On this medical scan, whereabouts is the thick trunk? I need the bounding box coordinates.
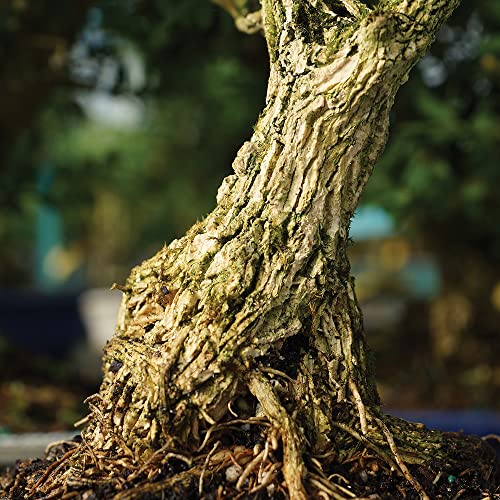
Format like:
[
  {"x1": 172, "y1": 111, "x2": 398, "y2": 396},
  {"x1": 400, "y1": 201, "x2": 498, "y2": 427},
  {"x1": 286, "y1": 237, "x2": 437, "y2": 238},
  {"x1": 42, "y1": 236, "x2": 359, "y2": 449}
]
[{"x1": 4, "y1": 1, "x2": 497, "y2": 499}]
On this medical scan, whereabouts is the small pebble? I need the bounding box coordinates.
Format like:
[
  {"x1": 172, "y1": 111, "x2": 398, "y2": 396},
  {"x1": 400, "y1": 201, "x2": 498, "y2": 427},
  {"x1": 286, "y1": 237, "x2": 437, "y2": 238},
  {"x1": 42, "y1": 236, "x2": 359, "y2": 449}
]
[{"x1": 225, "y1": 465, "x2": 241, "y2": 483}]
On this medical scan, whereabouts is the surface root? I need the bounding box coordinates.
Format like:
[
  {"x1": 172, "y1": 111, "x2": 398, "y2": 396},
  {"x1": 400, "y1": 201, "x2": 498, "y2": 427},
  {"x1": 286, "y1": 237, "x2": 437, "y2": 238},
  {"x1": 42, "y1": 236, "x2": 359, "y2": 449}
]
[{"x1": 1, "y1": 375, "x2": 498, "y2": 499}]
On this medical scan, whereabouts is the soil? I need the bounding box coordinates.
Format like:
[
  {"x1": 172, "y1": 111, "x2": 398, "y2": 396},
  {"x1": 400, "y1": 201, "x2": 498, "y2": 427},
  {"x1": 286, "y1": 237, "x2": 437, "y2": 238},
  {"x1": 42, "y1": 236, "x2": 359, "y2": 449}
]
[
  {"x1": 2, "y1": 419, "x2": 499, "y2": 499},
  {"x1": 1, "y1": 319, "x2": 498, "y2": 498}
]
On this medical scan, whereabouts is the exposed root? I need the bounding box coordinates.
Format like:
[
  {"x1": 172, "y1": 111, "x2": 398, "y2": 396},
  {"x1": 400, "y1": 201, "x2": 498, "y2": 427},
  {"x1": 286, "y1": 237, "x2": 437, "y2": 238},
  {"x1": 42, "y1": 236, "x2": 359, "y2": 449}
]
[
  {"x1": 248, "y1": 370, "x2": 308, "y2": 500},
  {"x1": 235, "y1": 448, "x2": 265, "y2": 490},
  {"x1": 199, "y1": 441, "x2": 221, "y2": 496},
  {"x1": 2, "y1": 410, "x2": 498, "y2": 499},
  {"x1": 332, "y1": 421, "x2": 400, "y2": 471},
  {"x1": 27, "y1": 448, "x2": 77, "y2": 496},
  {"x1": 1, "y1": 370, "x2": 498, "y2": 499},
  {"x1": 197, "y1": 416, "x2": 270, "y2": 453},
  {"x1": 308, "y1": 457, "x2": 356, "y2": 499},
  {"x1": 349, "y1": 378, "x2": 368, "y2": 435},
  {"x1": 373, "y1": 415, "x2": 429, "y2": 500},
  {"x1": 248, "y1": 462, "x2": 281, "y2": 494},
  {"x1": 127, "y1": 446, "x2": 192, "y2": 483}
]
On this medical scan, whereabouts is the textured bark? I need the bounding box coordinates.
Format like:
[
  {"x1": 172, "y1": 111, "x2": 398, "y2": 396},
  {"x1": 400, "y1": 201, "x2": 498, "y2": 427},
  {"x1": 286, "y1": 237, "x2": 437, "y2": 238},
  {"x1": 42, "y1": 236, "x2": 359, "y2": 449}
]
[
  {"x1": 4, "y1": 1, "x2": 498, "y2": 499},
  {"x1": 86, "y1": 0, "x2": 456, "y2": 458}
]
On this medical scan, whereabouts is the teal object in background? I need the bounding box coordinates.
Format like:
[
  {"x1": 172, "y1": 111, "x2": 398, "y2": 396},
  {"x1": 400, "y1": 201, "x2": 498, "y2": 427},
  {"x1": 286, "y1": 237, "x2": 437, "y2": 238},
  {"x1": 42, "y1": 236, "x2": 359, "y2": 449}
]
[
  {"x1": 350, "y1": 206, "x2": 395, "y2": 241},
  {"x1": 350, "y1": 205, "x2": 442, "y2": 299},
  {"x1": 401, "y1": 257, "x2": 442, "y2": 299},
  {"x1": 35, "y1": 165, "x2": 63, "y2": 292}
]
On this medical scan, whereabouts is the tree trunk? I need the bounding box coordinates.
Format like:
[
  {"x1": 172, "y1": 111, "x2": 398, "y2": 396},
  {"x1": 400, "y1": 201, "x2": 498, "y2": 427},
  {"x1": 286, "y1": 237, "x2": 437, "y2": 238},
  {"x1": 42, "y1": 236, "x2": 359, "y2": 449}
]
[{"x1": 4, "y1": 1, "x2": 497, "y2": 499}]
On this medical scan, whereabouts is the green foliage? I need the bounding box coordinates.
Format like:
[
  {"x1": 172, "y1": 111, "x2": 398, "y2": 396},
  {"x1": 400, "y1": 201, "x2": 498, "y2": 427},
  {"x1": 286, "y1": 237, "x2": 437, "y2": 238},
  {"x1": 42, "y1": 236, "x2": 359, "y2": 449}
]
[
  {"x1": 363, "y1": 0, "x2": 500, "y2": 253},
  {"x1": 0, "y1": 1, "x2": 268, "y2": 287},
  {"x1": 2, "y1": 0, "x2": 499, "y2": 290}
]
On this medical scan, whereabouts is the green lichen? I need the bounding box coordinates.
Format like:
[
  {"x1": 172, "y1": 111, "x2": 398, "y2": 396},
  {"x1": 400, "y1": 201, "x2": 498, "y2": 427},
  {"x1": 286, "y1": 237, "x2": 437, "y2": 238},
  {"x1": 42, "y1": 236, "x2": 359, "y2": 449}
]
[{"x1": 261, "y1": 0, "x2": 284, "y2": 62}]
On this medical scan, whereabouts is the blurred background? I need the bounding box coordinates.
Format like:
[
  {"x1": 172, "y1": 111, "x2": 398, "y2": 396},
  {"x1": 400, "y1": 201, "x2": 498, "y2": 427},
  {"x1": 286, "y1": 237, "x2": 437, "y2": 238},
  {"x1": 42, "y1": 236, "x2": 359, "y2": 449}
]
[{"x1": 0, "y1": 0, "x2": 498, "y2": 436}]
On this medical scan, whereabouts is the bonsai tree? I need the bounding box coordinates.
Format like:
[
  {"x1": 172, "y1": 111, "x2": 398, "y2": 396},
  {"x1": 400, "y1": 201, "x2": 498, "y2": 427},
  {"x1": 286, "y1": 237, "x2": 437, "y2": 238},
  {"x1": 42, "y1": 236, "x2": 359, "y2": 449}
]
[{"x1": 4, "y1": 0, "x2": 497, "y2": 498}]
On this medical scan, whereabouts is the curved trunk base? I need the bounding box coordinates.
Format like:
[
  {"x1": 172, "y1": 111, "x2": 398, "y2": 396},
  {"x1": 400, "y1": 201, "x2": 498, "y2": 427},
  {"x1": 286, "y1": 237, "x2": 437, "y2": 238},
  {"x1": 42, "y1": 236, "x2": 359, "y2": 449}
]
[{"x1": 3, "y1": 390, "x2": 497, "y2": 499}]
